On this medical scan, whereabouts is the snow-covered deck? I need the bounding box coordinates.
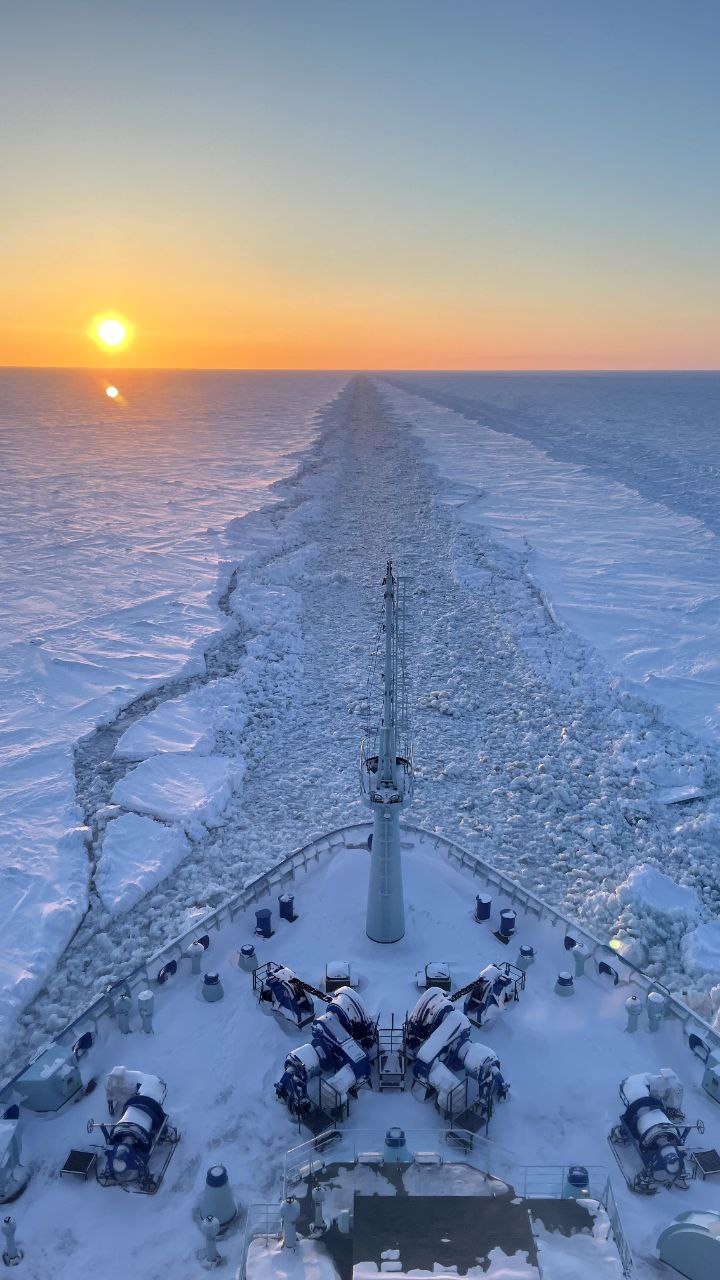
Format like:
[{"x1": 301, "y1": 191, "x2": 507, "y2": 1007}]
[{"x1": 5, "y1": 828, "x2": 720, "y2": 1279}]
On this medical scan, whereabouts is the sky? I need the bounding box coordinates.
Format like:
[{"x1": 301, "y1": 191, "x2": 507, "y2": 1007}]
[{"x1": 1, "y1": 0, "x2": 719, "y2": 370}]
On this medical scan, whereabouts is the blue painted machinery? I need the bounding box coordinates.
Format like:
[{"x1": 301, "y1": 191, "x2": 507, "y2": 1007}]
[
  {"x1": 405, "y1": 988, "x2": 457, "y2": 1057},
  {"x1": 275, "y1": 988, "x2": 375, "y2": 1121},
  {"x1": 609, "y1": 1070, "x2": 704, "y2": 1194},
  {"x1": 460, "y1": 962, "x2": 524, "y2": 1028},
  {"x1": 88, "y1": 1070, "x2": 180, "y2": 1194},
  {"x1": 327, "y1": 987, "x2": 377, "y2": 1051},
  {"x1": 254, "y1": 961, "x2": 316, "y2": 1028},
  {"x1": 405, "y1": 988, "x2": 508, "y2": 1130}
]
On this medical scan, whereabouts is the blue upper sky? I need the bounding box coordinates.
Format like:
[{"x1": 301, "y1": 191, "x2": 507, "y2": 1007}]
[{"x1": 2, "y1": 1, "x2": 719, "y2": 368}]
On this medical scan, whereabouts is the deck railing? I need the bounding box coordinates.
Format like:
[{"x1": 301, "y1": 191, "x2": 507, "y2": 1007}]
[
  {"x1": 403, "y1": 821, "x2": 720, "y2": 1060},
  {"x1": 236, "y1": 1202, "x2": 283, "y2": 1280},
  {"x1": 600, "y1": 1175, "x2": 635, "y2": 1276},
  {"x1": 283, "y1": 1127, "x2": 632, "y2": 1274},
  {"x1": 2, "y1": 819, "x2": 717, "y2": 1102}
]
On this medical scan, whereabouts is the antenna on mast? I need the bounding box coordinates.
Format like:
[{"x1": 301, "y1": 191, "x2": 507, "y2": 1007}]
[{"x1": 360, "y1": 560, "x2": 414, "y2": 943}]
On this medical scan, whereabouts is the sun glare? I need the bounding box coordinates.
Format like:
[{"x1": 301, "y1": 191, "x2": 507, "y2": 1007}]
[
  {"x1": 105, "y1": 385, "x2": 119, "y2": 399},
  {"x1": 89, "y1": 312, "x2": 134, "y2": 353}
]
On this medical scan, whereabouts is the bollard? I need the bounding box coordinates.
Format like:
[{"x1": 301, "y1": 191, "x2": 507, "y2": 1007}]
[
  {"x1": 137, "y1": 989, "x2": 154, "y2": 1035},
  {"x1": 117, "y1": 992, "x2": 132, "y2": 1035},
  {"x1": 625, "y1": 993, "x2": 643, "y2": 1033},
  {"x1": 200, "y1": 1215, "x2": 222, "y2": 1266},
  {"x1": 239, "y1": 944, "x2": 258, "y2": 973},
  {"x1": 202, "y1": 973, "x2": 224, "y2": 1003},
  {"x1": 499, "y1": 909, "x2": 516, "y2": 940},
  {"x1": 647, "y1": 990, "x2": 666, "y2": 1032},
  {"x1": 311, "y1": 1185, "x2": 326, "y2": 1233},
  {"x1": 554, "y1": 971, "x2": 574, "y2": 998},
  {"x1": 517, "y1": 944, "x2": 535, "y2": 973},
  {"x1": 280, "y1": 1197, "x2": 300, "y2": 1250},
  {"x1": 187, "y1": 941, "x2": 204, "y2": 975},
  {"x1": 105, "y1": 984, "x2": 117, "y2": 1020},
  {"x1": 383, "y1": 1127, "x2": 412, "y2": 1164},
  {"x1": 563, "y1": 1166, "x2": 590, "y2": 1199},
  {"x1": 573, "y1": 943, "x2": 589, "y2": 979},
  {"x1": 278, "y1": 894, "x2": 297, "y2": 923},
  {"x1": 201, "y1": 1165, "x2": 237, "y2": 1230},
  {"x1": 255, "y1": 909, "x2": 273, "y2": 939},
  {"x1": 474, "y1": 894, "x2": 492, "y2": 923},
  {"x1": 2, "y1": 1217, "x2": 22, "y2": 1267}
]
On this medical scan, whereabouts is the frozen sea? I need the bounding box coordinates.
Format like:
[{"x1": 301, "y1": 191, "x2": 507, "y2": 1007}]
[
  {"x1": 0, "y1": 370, "x2": 346, "y2": 1056},
  {"x1": 1, "y1": 369, "x2": 720, "y2": 1068}
]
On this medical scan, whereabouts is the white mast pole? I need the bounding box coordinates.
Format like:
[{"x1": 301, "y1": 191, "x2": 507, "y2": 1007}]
[
  {"x1": 365, "y1": 560, "x2": 407, "y2": 944},
  {"x1": 380, "y1": 565, "x2": 396, "y2": 786}
]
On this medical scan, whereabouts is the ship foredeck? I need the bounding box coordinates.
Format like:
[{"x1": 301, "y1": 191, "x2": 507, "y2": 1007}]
[{"x1": 5, "y1": 827, "x2": 720, "y2": 1279}]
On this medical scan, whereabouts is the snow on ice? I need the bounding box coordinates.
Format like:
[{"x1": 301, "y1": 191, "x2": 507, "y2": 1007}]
[
  {"x1": 2, "y1": 372, "x2": 720, "y2": 1069},
  {"x1": 0, "y1": 370, "x2": 345, "y2": 1060},
  {"x1": 616, "y1": 865, "x2": 700, "y2": 920},
  {"x1": 112, "y1": 753, "x2": 238, "y2": 832},
  {"x1": 681, "y1": 921, "x2": 720, "y2": 978},
  {"x1": 113, "y1": 691, "x2": 213, "y2": 759},
  {"x1": 379, "y1": 379, "x2": 720, "y2": 746},
  {"x1": 95, "y1": 812, "x2": 191, "y2": 914}
]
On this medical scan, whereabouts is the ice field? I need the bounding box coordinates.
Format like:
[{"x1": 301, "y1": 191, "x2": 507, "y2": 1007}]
[
  {"x1": 1, "y1": 370, "x2": 720, "y2": 1069},
  {"x1": 385, "y1": 373, "x2": 720, "y2": 746},
  {"x1": 0, "y1": 370, "x2": 346, "y2": 1058}
]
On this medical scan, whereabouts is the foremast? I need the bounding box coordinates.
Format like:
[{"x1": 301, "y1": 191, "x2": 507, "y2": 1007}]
[{"x1": 361, "y1": 561, "x2": 413, "y2": 943}]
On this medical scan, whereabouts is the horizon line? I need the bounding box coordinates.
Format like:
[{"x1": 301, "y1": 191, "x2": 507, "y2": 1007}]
[{"x1": 1, "y1": 365, "x2": 719, "y2": 375}]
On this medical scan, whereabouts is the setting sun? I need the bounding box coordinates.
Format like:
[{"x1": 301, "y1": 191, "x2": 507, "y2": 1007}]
[{"x1": 89, "y1": 313, "x2": 134, "y2": 353}]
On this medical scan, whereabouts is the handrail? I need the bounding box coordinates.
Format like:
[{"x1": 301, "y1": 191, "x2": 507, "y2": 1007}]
[
  {"x1": 237, "y1": 1202, "x2": 283, "y2": 1279},
  {"x1": 3, "y1": 819, "x2": 717, "y2": 1099},
  {"x1": 283, "y1": 1127, "x2": 631, "y2": 1272},
  {"x1": 0, "y1": 820, "x2": 368, "y2": 1094},
  {"x1": 401, "y1": 821, "x2": 720, "y2": 1057},
  {"x1": 601, "y1": 1175, "x2": 634, "y2": 1276}
]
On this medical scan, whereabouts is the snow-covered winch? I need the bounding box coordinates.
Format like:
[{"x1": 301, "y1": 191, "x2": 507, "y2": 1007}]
[
  {"x1": 460, "y1": 962, "x2": 524, "y2": 1027},
  {"x1": 275, "y1": 987, "x2": 375, "y2": 1122},
  {"x1": 406, "y1": 988, "x2": 508, "y2": 1129},
  {"x1": 88, "y1": 1069, "x2": 180, "y2": 1193},
  {"x1": 610, "y1": 1069, "x2": 705, "y2": 1193},
  {"x1": 254, "y1": 962, "x2": 316, "y2": 1028}
]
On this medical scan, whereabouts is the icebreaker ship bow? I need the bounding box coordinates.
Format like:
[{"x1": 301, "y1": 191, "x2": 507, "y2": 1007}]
[{"x1": 3, "y1": 559, "x2": 720, "y2": 1280}]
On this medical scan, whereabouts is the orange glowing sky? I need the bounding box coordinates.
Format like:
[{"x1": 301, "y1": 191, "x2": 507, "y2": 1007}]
[{"x1": 2, "y1": 2, "x2": 719, "y2": 371}]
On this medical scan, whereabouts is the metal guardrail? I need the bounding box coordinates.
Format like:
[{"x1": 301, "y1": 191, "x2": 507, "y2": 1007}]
[
  {"x1": 237, "y1": 1203, "x2": 283, "y2": 1280},
  {"x1": 402, "y1": 821, "x2": 720, "y2": 1059},
  {"x1": 283, "y1": 1127, "x2": 632, "y2": 1275},
  {"x1": 2, "y1": 819, "x2": 717, "y2": 1101},
  {"x1": 0, "y1": 822, "x2": 364, "y2": 1097},
  {"x1": 601, "y1": 1175, "x2": 635, "y2": 1276}
]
